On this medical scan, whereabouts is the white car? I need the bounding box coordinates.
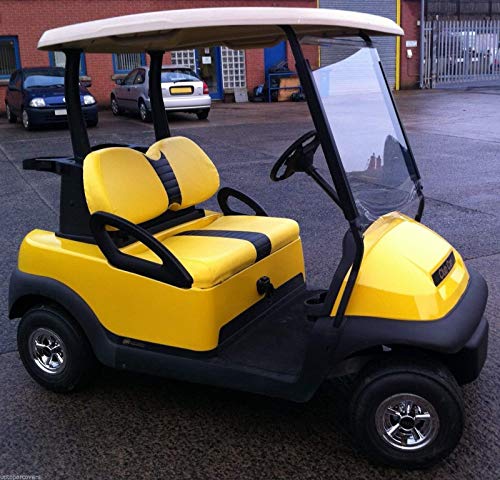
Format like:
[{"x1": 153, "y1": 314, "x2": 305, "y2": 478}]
[{"x1": 111, "y1": 65, "x2": 211, "y2": 121}]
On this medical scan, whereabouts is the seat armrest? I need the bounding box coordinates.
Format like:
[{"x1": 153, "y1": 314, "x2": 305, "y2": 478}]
[
  {"x1": 89, "y1": 211, "x2": 193, "y2": 288},
  {"x1": 217, "y1": 187, "x2": 268, "y2": 217}
]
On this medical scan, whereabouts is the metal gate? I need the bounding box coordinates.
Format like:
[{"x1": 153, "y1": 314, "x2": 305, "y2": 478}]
[{"x1": 423, "y1": 20, "x2": 500, "y2": 87}]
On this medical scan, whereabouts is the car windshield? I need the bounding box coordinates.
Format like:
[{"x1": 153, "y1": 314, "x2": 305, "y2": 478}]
[
  {"x1": 24, "y1": 69, "x2": 65, "y2": 88},
  {"x1": 161, "y1": 68, "x2": 199, "y2": 83},
  {"x1": 306, "y1": 39, "x2": 418, "y2": 226}
]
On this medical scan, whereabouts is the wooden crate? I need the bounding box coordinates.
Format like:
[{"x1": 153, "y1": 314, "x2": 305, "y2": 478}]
[{"x1": 277, "y1": 77, "x2": 301, "y2": 102}]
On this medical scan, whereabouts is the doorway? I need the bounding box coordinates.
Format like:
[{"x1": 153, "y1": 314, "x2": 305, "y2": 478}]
[
  {"x1": 195, "y1": 47, "x2": 223, "y2": 100},
  {"x1": 264, "y1": 41, "x2": 287, "y2": 75}
]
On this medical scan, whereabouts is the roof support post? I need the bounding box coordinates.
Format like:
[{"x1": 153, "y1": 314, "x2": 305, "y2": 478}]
[
  {"x1": 281, "y1": 26, "x2": 365, "y2": 324},
  {"x1": 64, "y1": 49, "x2": 90, "y2": 162},
  {"x1": 148, "y1": 50, "x2": 171, "y2": 140},
  {"x1": 280, "y1": 26, "x2": 358, "y2": 224},
  {"x1": 53, "y1": 49, "x2": 93, "y2": 240}
]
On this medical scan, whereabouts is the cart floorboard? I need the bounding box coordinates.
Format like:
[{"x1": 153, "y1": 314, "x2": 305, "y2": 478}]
[{"x1": 219, "y1": 288, "x2": 319, "y2": 376}]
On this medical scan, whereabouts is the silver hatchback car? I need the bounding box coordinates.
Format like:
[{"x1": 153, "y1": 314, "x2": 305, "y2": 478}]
[{"x1": 110, "y1": 65, "x2": 211, "y2": 121}]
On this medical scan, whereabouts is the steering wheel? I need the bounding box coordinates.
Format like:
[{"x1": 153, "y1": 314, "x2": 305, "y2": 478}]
[{"x1": 270, "y1": 130, "x2": 320, "y2": 182}]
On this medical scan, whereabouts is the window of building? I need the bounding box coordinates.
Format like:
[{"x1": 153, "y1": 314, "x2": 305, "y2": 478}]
[
  {"x1": 171, "y1": 50, "x2": 197, "y2": 70},
  {"x1": 221, "y1": 47, "x2": 246, "y2": 89},
  {"x1": 0, "y1": 36, "x2": 20, "y2": 79},
  {"x1": 48, "y1": 51, "x2": 87, "y2": 75},
  {"x1": 171, "y1": 48, "x2": 246, "y2": 90},
  {"x1": 112, "y1": 53, "x2": 146, "y2": 73}
]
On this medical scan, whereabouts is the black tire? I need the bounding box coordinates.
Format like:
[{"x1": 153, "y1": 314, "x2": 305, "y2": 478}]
[
  {"x1": 139, "y1": 99, "x2": 152, "y2": 122},
  {"x1": 196, "y1": 109, "x2": 210, "y2": 120},
  {"x1": 21, "y1": 109, "x2": 32, "y2": 131},
  {"x1": 350, "y1": 357, "x2": 464, "y2": 469},
  {"x1": 110, "y1": 95, "x2": 121, "y2": 116},
  {"x1": 87, "y1": 118, "x2": 98, "y2": 128},
  {"x1": 17, "y1": 304, "x2": 100, "y2": 393},
  {"x1": 5, "y1": 103, "x2": 17, "y2": 123}
]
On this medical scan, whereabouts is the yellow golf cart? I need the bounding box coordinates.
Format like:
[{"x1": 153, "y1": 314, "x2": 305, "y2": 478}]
[{"x1": 9, "y1": 8, "x2": 488, "y2": 469}]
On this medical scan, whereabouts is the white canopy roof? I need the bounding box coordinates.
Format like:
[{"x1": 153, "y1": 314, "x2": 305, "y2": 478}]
[{"x1": 38, "y1": 7, "x2": 403, "y2": 53}]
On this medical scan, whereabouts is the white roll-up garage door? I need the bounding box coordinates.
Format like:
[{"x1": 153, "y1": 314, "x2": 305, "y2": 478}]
[{"x1": 319, "y1": 0, "x2": 397, "y2": 89}]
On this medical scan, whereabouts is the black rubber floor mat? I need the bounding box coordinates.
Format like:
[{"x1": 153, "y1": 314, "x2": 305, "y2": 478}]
[{"x1": 219, "y1": 290, "x2": 320, "y2": 375}]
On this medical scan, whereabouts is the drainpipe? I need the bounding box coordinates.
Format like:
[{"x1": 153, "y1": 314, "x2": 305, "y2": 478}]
[
  {"x1": 419, "y1": 0, "x2": 426, "y2": 88},
  {"x1": 396, "y1": 0, "x2": 401, "y2": 90}
]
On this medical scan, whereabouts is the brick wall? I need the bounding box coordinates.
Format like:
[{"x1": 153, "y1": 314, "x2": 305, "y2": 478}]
[
  {"x1": 400, "y1": 0, "x2": 422, "y2": 89},
  {"x1": 0, "y1": 0, "x2": 317, "y2": 111},
  {"x1": 247, "y1": 42, "x2": 319, "y2": 89}
]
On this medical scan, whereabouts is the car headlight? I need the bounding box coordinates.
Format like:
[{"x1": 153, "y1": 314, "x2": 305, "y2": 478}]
[
  {"x1": 83, "y1": 95, "x2": 96, "y2": 105},
  {"x1": 29, "y1": 98, "x2": 46, "y2": 108}
]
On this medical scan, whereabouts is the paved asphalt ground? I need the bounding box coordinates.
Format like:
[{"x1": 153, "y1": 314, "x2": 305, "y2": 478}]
[{"x1": 0, "y1": 89, "x2": 498, "y2": 479}]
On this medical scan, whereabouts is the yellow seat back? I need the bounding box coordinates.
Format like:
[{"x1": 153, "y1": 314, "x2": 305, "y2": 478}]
[
  {"x1": 83, "y1": 147, "x2": 169, "y2": 224},
  {"x1": 146, "y1": 136, "x2": 220, "y2": 211}
]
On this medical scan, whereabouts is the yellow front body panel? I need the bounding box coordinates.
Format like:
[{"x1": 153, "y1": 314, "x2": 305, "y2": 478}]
[
  {"x1": 18, "y1": 226, "x2": 305, "y2": 352},
  {"x1": 332, "y1": 212, "x2": 469, "y2": 321}
]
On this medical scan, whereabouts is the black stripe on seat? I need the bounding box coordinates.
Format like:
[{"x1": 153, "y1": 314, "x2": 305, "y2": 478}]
[
  {"x1": 177, "y1": 230, "x2": 272, "y2": 262},
  {"x1": 145, "y1": 152, "x2": 182, "y2": 206}
]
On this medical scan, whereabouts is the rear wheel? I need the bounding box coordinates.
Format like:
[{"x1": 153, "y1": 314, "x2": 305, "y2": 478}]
[
  {"x1": 87, "y1": 118, "x2": 98, "y2": 128},
  {"x1": 350, "y1": 358, "x2": 464, "y2": 469},
  {"x1": 5, "y1": 103, "x2": 17, "y2": 123},
  {"x1": 17, "y1": 305, "x2": 99, "y2": 392},
  {"x1": 110, "y1": 95, "x2": 121, "y2": 116},
  {"x1": 139, "y1": 99, "x2": 151, "y2": 122},
  {"x1": 196, "y1": 109, "x2": 210, "y2": 120}
]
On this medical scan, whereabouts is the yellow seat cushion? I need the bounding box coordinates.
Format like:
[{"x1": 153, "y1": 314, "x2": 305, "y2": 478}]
[
  {"x1": 133, "y1": 215, "x2": 300, "y2": 289},
  {"x1": 146, "y1": 137, "x2": 220, "y2": 211},
  {"x1": 83, "y1": 147, "x2": 169, "y2": 224},
  {"x1": 201, "y1": 215, "x2": 300, "y2": 253}
]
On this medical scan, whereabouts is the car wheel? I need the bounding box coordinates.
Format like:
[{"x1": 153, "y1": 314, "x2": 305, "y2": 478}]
[
  {"x1": 139, "y1": 100, "x2": 151, "y2": 122},
  {"x1": 350, "y1": 357, "x2": 464, "y2": 469},
  {"x1": 110, "y1": 96, "x2": 121, "y2": 116},
  {"x1": 87, "y1": 118, "x2": 99, "y2": 128},
  {"x1": 196, "y1": 109, "x2": 210, "y2": 120},
  {"x1": 21, "y1": 109, "x2": 32, "y2": 130},
  {"x1": 6, "y1": 103, "x2": 17, "y2": 123},
  {"x1": 17, "y1": 304, "x2": 100, "y2": 393}
]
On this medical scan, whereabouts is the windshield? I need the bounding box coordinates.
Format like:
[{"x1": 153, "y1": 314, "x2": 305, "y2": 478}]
[
  {"x1": 24, "y1": 69, "x2": 65, "y2": 88},
  {"x1": 309, "y1": 41, "x2": 418, "y2": 225},
  {"x1": 161, "y1": 68, "x2": 199, "y2": 83}
]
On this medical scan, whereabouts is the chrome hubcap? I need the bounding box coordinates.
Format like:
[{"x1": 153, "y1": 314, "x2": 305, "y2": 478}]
[
  {"x1": 6, "y1": 104, "x2": 11, "y2": 120},
  {"x1": 111, "y1": 99, "x2": 118, "y2": 114},
  {"x1": 28, "y1": 328, "x2": 67, "y2": 375},
  {"x1": 22, "y1": 110, "x2": 29, "y2": 128},
  {"x1": 140, "y1": 103, "x2": 147, "y2": 120},
  {"x1": 375, "y1": 393, "x2": 439, "y2": 451}
]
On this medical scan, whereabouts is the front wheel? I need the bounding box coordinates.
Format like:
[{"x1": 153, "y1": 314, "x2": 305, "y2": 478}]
[
  {"x1": 139, "y1": 100, "x2": 151, "y2": 122},
  {"x1": 110, "y1": 96, "x2": 121, "y2": 116},
  {"x1": 350, "y1": 358, "x2": 464, "y2": 469},
  {"x1": 21, "y1": 109, "x2": 32, "y2": 130},
  {"x1": 17, "y1": 305, "x2": 99, "y2": 392}
]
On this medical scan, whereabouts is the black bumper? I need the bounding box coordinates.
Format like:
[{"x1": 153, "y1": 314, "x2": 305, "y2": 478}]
[
  {"x1": 27, "y1": 105, "x2": 98, "y2": 126},
  {"x1": 443, "y1": 312, "x2": 489, "y2": 384}
]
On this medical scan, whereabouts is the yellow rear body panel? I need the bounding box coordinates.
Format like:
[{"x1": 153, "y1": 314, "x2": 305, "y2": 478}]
[
  {"x1": 332, "y1": 213, "x2": 469, "y2": 321},
  {"x1": 18, "y1": 216, "x2": 305, "y2": 351}
]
